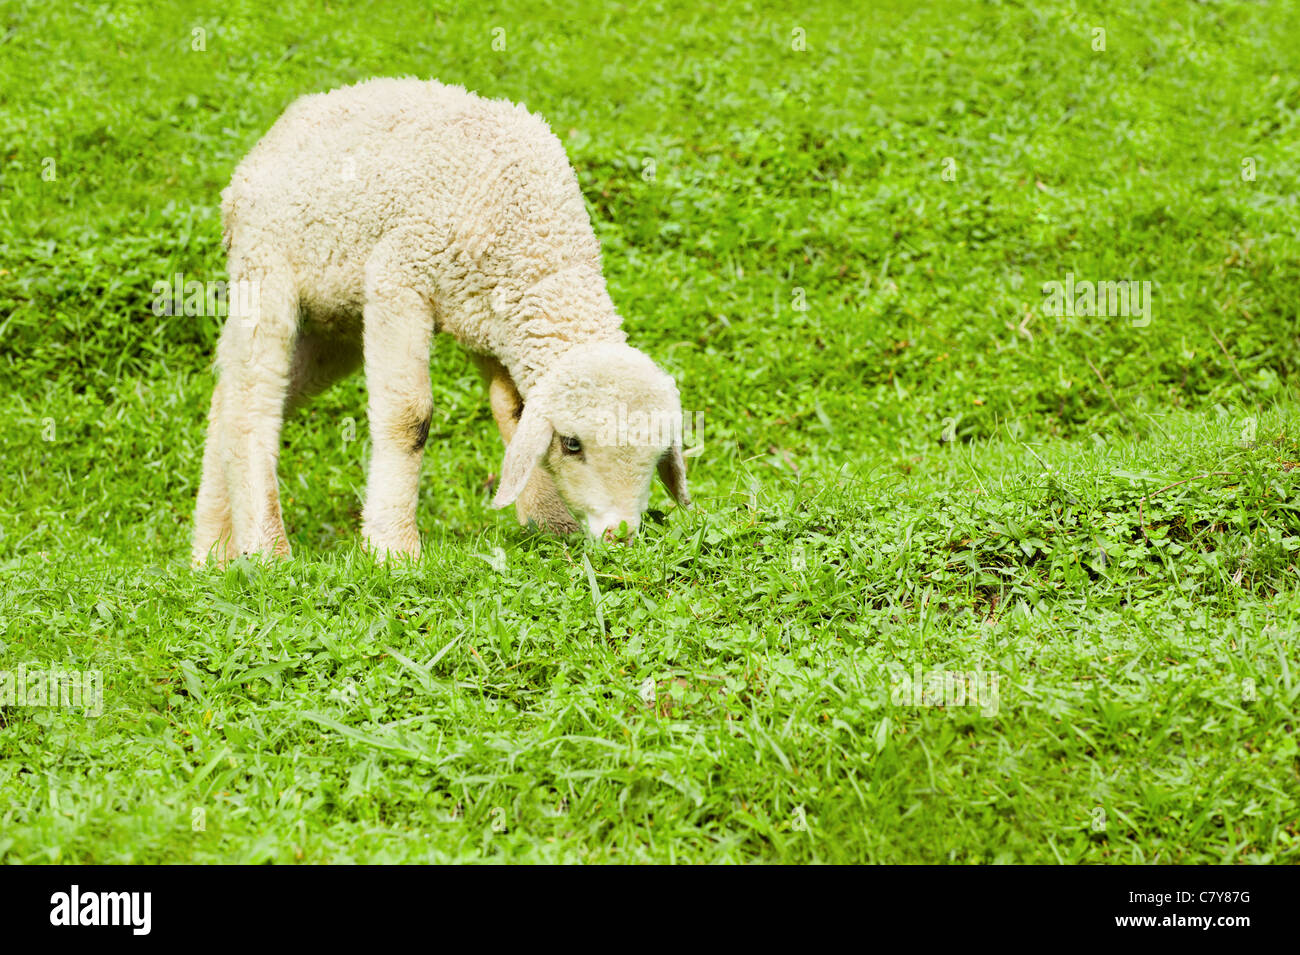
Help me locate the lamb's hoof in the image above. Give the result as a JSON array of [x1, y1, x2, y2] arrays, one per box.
[[191, 546, 235, 569], [237, 545, 293, 562], [211, 536, 291, 564], [362, 535, 421, 562]]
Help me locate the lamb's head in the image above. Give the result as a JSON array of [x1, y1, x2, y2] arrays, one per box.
[[492, 342, 690, 540]]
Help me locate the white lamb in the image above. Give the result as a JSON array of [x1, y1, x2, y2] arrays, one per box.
[[192, 78, 690, 564]]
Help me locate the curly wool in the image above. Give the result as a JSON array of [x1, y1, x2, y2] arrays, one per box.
[[221, 77, 627, 391]]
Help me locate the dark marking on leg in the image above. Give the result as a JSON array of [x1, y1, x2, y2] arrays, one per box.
[[410, 413, 432, 453]]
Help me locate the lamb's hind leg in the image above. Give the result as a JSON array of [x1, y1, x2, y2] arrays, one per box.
[[192, 378, 235, 566], [214, 263, 299, 559], [360, 251, 435, 560], [192, 327, 357, 566], [471, 354, 578, 534]]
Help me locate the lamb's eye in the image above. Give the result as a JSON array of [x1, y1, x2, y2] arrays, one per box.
[[560, 435, 583, 456]]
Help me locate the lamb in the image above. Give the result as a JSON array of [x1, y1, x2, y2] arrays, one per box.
[[191, 78, 690, 565]]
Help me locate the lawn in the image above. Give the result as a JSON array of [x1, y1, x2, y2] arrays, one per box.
[[1, 0, 1298, 863]]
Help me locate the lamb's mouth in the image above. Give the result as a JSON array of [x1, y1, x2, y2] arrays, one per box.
[[583, 514, 638, 542]]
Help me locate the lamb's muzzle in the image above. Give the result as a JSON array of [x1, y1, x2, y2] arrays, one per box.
[[490, 341, 689, 543]]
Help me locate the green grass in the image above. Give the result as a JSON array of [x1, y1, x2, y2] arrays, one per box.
[[1, 0, 1298, 862]]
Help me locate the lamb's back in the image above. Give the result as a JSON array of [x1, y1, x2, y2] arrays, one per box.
[[220, 79, 584, 278]]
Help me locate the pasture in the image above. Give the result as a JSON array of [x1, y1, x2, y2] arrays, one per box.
[[1, 0, 1297, 862]]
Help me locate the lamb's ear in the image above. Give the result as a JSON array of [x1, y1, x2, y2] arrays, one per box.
[[493, 403, 554, 508], [657, 443, 691, 507]]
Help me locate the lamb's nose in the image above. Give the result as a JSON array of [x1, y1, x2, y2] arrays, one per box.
[[600, 520, 636, 543]]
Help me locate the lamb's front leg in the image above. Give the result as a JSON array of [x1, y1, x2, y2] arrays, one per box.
[[361, 277, 435, 560]]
